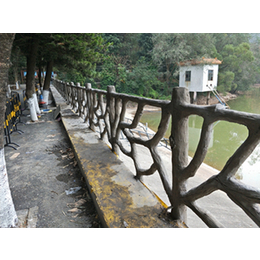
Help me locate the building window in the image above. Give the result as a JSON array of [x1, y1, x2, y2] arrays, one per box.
[[208, 70, 213, 81], [185, 71, 191, 82]]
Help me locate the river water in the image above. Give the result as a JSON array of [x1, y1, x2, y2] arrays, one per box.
[[140, 88, 260, 188]]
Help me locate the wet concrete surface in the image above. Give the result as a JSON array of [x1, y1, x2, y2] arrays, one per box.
[[4, 103, 101, 228]]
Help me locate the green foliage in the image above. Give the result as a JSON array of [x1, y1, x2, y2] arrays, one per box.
[[11, 33, 260, 97], [218, 71, 236, 93], [219, 42, 255, 92], [125, 58, 163, 98], [98, 33, 260, 97], [137, 33, 153, 62], [249, 37, 260, 83], [9, 44, 26, 83], [99, 57, 117, 89], [151, 33, 217, 93], [58, 70, 95, 87], [13, 33, 108, 85], [52, 33, 107, 80], [98, 50, 164, 98]]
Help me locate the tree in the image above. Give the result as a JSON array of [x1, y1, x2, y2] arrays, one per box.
[[13, 33, 107, 112], [249, 36, 260, 84], [13, 33, 41, 121], [125, 57, 164, 98], [99, 34, 139, 89], [13, 34, 40, 98], [152, 33, 216, 94], [55, 33, 260, 98], [25, 34, 39, 99], [9, 44, 26, 84], [99, 33, 164, 96], [137, 33, 154, 62], [218, 42, 255, 93], [98, 56, 117, 89], [102, 33, 140, 67], [212, 33, 250, 57], [0, 33, 18, 228], [38, 33, 106, 100], [210, 33, 256, 93]]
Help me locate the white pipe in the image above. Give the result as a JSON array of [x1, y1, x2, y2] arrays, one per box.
[[43, 90, 49, 105], [0, 148, 18, 228], [27, 97, 38, 122], [33, 93, 41, 115]]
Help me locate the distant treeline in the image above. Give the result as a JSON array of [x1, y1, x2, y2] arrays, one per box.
[[95, 33, 260, 99], [10, 33, 260, 100]]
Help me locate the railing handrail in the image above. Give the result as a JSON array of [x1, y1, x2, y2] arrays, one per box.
[[53, 79, 260, 228]]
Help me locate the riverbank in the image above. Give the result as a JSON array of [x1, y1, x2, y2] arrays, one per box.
[[196, 84, 260, 105], [196, 91, 239, 105]]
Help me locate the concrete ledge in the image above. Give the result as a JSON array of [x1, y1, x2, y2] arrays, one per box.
[[16, 206, 38, 228], [50, 86, 182, 228]]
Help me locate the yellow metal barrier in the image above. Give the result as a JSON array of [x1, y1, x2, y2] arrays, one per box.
[[4, 91, 25, 150]]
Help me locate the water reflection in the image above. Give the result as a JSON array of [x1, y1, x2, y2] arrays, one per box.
[[206, 120, 248, 171], [189, 115, 214, 154], [237, 145, 260, 187]]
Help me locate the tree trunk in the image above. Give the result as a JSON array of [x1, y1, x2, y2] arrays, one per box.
[[14, 65, 18, 83], [42, 60, 53, 105], [26, 35, 39, 121], [26, 35, 39, 99], [12, 47, 21, 84], [0, 33, 18, 227], [166, 60, 171, 95], [170, 87, 190, 223], [43, 60, 53, 91], [38, 64, 43, 90], [0, 33, 15, 148]]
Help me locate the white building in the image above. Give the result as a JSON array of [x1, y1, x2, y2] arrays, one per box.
[[179, 58, 222, 103]]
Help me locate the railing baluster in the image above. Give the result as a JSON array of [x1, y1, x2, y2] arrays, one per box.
[[52, 79, 260, 228]]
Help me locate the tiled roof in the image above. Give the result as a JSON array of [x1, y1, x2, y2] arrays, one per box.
[[179, 58, 222, 66]]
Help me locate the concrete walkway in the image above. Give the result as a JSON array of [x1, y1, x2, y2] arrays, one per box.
[[5, 91, 101, 228]]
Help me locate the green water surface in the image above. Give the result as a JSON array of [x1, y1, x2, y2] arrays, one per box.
[[140, 88, 260, 188]]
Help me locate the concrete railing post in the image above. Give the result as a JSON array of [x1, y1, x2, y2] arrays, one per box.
[[86, 83, 95, 131], [170, 87, 190, 223], [65, 82, 69, 104], [107, 85, 119, 155]]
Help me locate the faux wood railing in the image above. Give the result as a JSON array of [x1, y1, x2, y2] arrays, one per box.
[[53, 79, 260, 228]]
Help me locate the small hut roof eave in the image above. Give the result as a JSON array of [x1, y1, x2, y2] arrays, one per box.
[[178, 58, 222, 67]]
